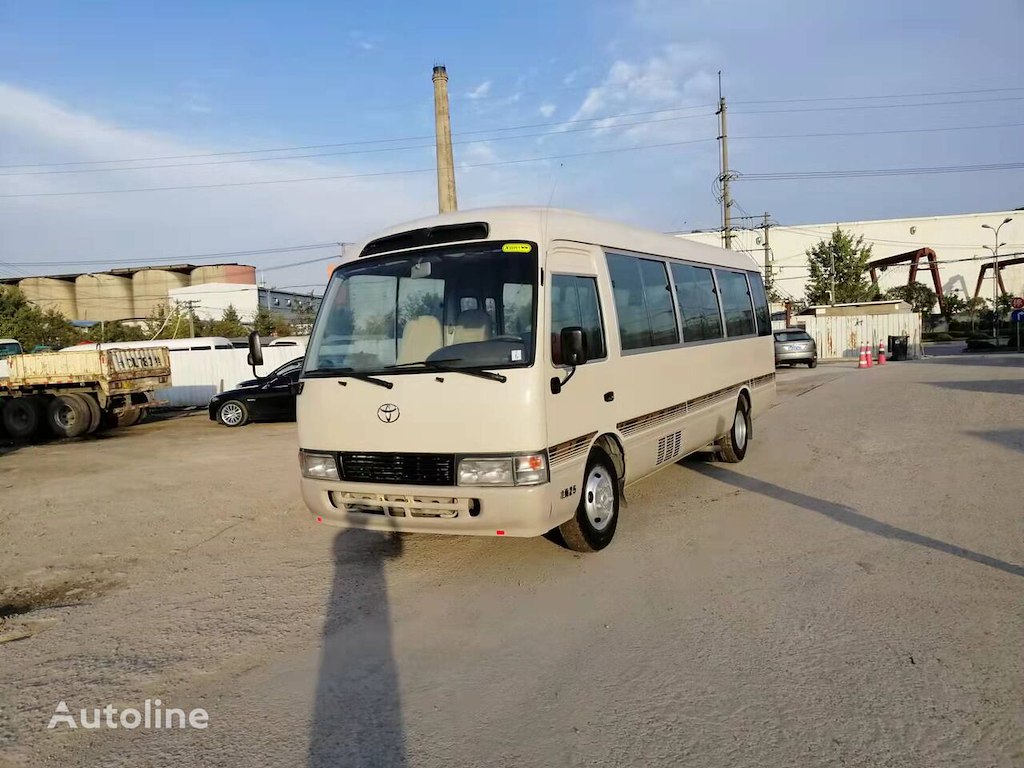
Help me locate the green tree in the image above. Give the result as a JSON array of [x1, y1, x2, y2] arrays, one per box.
[[253, 306, 294, 336], [0, 286, 81, 350], [963, 296, 987, 332], [208, 304, 249, 338], [883, 281, 939, 315], [941, 292, 966, 322], [85, 321, 147, 343], [803, 228, 875, 305]]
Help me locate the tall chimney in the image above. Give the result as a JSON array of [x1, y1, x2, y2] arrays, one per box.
[[432, 65, 458, 213]]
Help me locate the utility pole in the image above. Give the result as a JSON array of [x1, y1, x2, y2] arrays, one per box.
[[716, 71, 733, 250], [761, 212, 773, 295], [177, 299, 199, 338]]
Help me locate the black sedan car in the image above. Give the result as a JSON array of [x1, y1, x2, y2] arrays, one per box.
[[209, 357, 303, 427]]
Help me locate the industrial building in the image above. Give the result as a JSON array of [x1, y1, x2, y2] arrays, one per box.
[[0, 263, 320, 323], [677, 209, 1023, 312]]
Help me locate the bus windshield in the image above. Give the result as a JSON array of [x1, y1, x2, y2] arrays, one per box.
[[305, 242, 537, 375]]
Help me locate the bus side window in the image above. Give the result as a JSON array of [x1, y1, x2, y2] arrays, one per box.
[[550, 275, 606, 365]]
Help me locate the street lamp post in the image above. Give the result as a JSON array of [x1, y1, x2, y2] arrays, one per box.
[[982, 217, 1013, 341]]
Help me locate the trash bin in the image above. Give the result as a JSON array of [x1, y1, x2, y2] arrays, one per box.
[[888, 335, 909, 361]]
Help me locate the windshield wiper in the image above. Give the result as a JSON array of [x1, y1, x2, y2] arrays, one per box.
[[305, 367, 394, 389], [383, 359, 507, 383]]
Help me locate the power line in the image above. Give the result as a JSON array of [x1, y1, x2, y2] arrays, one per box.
[[731, 86, 1024, 105], [1, 242, 343, 268], [0, 138, 715, 198], [0, 105, 716, 170], [741, 161, 1024, 182], [732, 95, 1024, 115], [0, 112, 718, 177], [733, 121, 1024, 141]]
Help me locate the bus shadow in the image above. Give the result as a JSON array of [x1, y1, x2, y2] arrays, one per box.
[[686, 463, 1024, 579], [308, 528, 406, 767]]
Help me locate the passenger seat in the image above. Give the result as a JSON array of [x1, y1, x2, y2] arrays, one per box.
[[452, 309, 492, 345]]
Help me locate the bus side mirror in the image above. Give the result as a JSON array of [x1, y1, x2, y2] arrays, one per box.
[[560, 327, 587, 366], [551, 327, 586, 394], [247, 330, 264, 369]]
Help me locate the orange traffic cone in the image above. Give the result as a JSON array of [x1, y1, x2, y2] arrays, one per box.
[[877, 342, 887, 365], [858, 343, 869, 368], [866, 342, 873, 367]]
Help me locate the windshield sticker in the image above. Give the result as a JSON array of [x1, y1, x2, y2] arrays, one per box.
[[502, 243, 532, 253], [511, 349, 523, 362]]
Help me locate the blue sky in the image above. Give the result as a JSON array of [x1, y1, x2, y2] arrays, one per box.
[[1, 0, 1022, 291]]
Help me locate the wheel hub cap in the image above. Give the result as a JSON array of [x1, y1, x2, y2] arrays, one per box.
[[733, 409, 747, 449], [583, 466, 615, 532], [221, 404, 243, 425]]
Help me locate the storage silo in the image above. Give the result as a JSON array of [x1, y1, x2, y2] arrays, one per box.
[[75, 273, 135, 322], [18, 277, 78, 319], [133, 269, 190, 318], [190, 264, 257, 286]]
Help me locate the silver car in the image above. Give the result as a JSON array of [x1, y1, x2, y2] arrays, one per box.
[[774, 328, 817, 368]]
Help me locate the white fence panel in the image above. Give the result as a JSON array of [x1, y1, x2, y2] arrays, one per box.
[[795, 314, 923, 360], [157, 348, 305, 408]]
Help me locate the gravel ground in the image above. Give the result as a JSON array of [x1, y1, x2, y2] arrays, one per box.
[[1, 354, 1022, 768]]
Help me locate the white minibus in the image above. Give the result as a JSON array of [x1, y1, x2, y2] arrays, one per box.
[[280, 207, 776, 551], [62, 337, 236, 353]]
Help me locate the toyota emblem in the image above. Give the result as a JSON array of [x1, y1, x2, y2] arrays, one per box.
[[377, 403, 400, 423]]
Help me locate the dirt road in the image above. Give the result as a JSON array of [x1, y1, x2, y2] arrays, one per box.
[[2, 355, 1022, 767]]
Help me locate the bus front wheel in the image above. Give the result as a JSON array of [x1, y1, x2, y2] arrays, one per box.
[[558, 451, 619, 553], [716, 397, 751, 463]]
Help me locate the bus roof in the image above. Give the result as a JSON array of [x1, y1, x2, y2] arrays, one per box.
[[60, 336, 235, 352], [345, 206, 757, 273]]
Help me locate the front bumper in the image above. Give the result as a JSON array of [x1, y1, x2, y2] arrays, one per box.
[[300, 478, 554, 537]]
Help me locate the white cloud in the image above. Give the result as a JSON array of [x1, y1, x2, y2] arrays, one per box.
[[0, 83, 433, 289], [562, 44, 716, 143], [348, 31, 377, 51], [538, 103, 556, 118], [465, 81, 492, 100]]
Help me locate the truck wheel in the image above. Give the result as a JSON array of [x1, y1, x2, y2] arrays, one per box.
[[47, 394, 91, 438], [68, 393, 102, 434], [557, 451, 620, 553], [116, 409, 141, 428], [716, 396, 751, 463], [2, 398, 43, 439]]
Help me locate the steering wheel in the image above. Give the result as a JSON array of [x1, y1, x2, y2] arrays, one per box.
[[491, 335, 523, 342]]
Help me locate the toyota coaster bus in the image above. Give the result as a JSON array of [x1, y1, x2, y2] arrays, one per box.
[[269, 207, 775, 552]]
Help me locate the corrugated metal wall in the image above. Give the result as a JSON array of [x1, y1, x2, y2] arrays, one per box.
[[157, 348, 305, 408], [795, 314, 923, 360]]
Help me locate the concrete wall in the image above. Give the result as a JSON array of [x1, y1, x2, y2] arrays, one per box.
[[190, 264, 257, 286], [168, 283, 260, 321], [677, 210, 1024, 310], [75, 274, 134, 322], [133, 269, 190, 318], [18, 277, 78, 317]]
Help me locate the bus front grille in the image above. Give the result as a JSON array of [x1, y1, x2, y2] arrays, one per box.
[[339, 452, 456, 486]]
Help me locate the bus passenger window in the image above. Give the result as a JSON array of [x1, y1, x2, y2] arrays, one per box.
[[550, 275, 606, 365], [606, 253, 679, 351], [716, 270, 756, 337], [747, 272, 772, 336], [670, 263, 724, 342]]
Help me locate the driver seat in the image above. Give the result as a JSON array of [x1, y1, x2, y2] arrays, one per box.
[[398, 315, 442, 363], [452, 309, 492, 344]]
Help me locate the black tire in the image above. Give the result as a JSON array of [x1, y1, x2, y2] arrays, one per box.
[[47, 394, 91, 438], [116, 408, 142, 428], [558, 451, 620, 553], [217, 400, 249, 427], [716, 396, 751, 463], [2, 398, 43, 439], [808, 358, 818, 369], [68, 393, 102, 434]]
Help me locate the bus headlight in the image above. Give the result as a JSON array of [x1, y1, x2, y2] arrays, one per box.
[[457, 454, 548, 487], [299, 450, 340, 481]]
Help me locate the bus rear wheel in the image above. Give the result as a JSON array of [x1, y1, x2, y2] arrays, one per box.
[[558, 451, 619, 553], [716, 396, 751, 463]]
